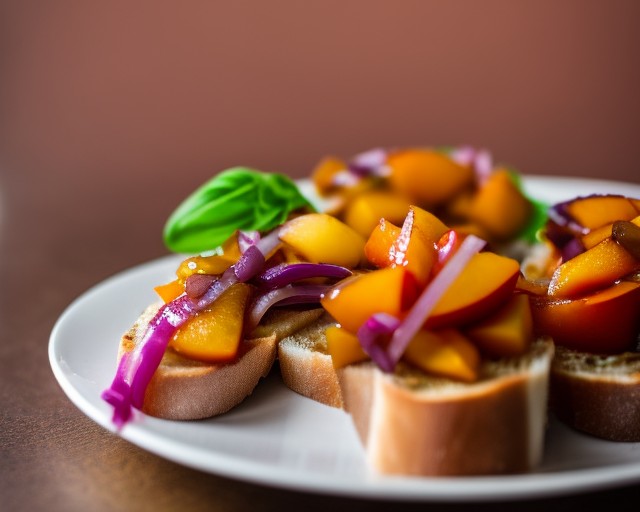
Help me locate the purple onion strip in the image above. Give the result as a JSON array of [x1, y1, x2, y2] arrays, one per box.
[[356, 313, 401, 372], [247, 284, 329, 332], [254, 262, 352, 289], [385, 235, 487, 369]]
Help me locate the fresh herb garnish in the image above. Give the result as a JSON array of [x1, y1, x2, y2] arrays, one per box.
[[163, 167, 314, 253]]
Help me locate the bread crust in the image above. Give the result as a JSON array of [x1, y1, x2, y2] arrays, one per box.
[[119, 302, 324, 420], [340, 339, 554, 476], [278, 313, 343, 408], [550, 346, 640, 441]]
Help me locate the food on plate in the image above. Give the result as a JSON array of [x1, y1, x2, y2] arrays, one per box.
[[310, 146, 548, 249], [102, 168, 361, 426], [281, 202, 554, 476], [101, 147, 640, 478], [519, 194, 640, 441]]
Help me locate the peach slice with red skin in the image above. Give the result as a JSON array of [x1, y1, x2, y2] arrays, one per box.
[[364, 219, 402, 268], [363, 208, 439, 286], [548, 237, 640, 299], [465, 294, 533, 358], [581, 215, 640, 250], [530, 280, 640, 353], [321, 266, 419, 335], [426, 252, 520, 329]]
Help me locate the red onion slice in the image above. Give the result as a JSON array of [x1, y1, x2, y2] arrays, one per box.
[[385, 235, 487, 369], [254, 262, 352, 289], [234, 245, 265, 281], [246, 284, 329, 332], [451, 146, 493, 186], [357, 313, 401, 372], [348, 148, 389, 177], [101, 294, 199, 426], [102, 228, 283, 427], [238, 230, 260, 253]]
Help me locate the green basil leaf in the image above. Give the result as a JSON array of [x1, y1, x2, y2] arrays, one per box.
[[507, 168, 549, 243], [163, 167, 314, 253]]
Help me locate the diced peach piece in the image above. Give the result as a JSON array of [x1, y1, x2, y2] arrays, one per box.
[[154, 279, 184, 303], [311, 156, 347, 195], [468, 168, 532, 240], [325, 325, 369, 369], [170, 283, 251, 362], [411, 205, 450, 245], [364, 219, 402, 268], [279, 213, 366, 268], [321, 267, 419, 334], [531, 280, 640, 353], [389, 207, 437, 286], [387, 149, 474, 206], [466, 294, 533, 357], [176, 254, 234, 281], [548, 237, 640, 299], [403, 329, 480, 382], [343, 191, 410, 238], [566, 195, 639, 230], [581, 215, 640, 250], [427, 252, 520, 328]]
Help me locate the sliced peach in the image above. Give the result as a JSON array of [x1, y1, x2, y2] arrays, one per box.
[[311, 156, 347, 195], [548, 237, 640, 299], [154, 279, 184, 303], [279, 213, 366, 268], [411, 205, 450, 245], [530, 280, 640, 353], [325, 325, 369, 369], [581, 215, 640, 250], [403, 329, 480, 382], [175, 254, 234, 281], [170, 283, 251, 362], [565, 195, 639, 230], [387, 149, 474, 206], [389, 208, 437, 286], [466, 294, 533, 357], [321, 267, 419, 334], [343, 191, 410, 238], [426, 252, 520, 328], [364, 219, 402, 268], [468, 168, 532, 240]]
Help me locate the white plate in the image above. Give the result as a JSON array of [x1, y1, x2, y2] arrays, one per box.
[[49, 176, 640, 502]]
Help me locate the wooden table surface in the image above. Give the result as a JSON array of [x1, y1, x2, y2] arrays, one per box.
[[2, 2, 640, 511]]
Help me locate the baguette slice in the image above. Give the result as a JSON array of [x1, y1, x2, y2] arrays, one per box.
[[549, 345, 640, 442], [341, 338, 553, 476], [278, 312, 343, 408], [119, 302, 324, 420], [280, 317, 554, 476]]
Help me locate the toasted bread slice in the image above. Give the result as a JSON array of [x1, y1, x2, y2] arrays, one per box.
[[340, 339, 554, 476], [549, 345, 640, 442], [279, 317, 554, 476], [278, 312, 343, 408], [119, 302, 325, 420]]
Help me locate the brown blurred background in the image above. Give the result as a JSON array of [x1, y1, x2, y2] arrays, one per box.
[[1, 0, 639, 260]]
